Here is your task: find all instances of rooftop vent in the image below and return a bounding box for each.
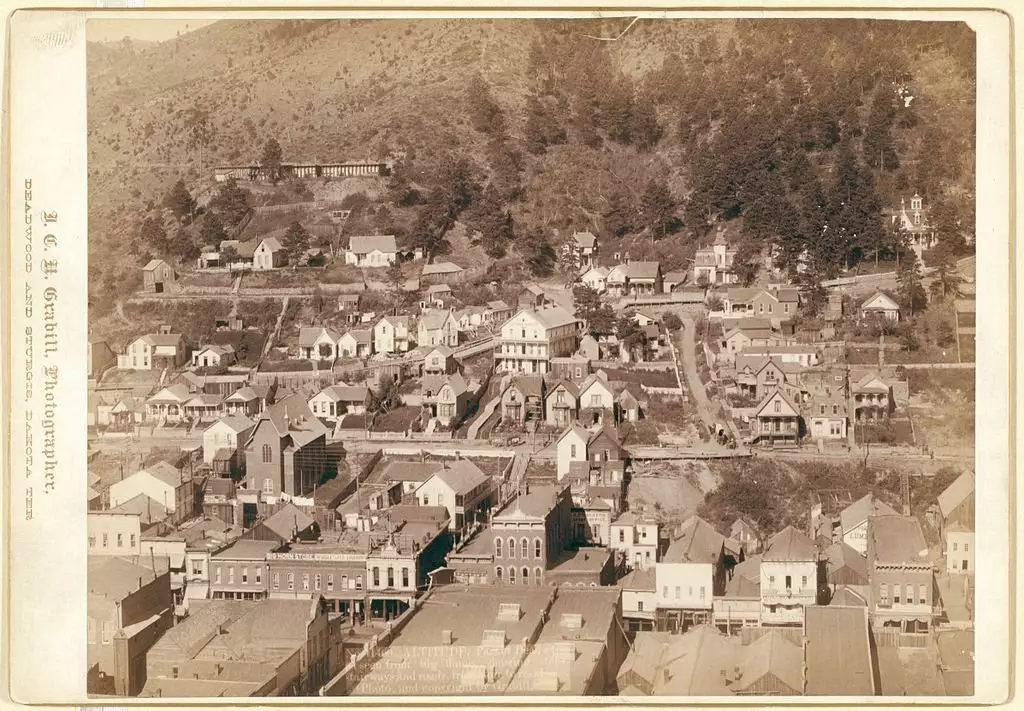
[554,641,577,662]
[460,665,488,687]
[441,629,453,645]
[560,613,583,630]
[481,629,507,649]
[532,671,561,693]
[497,603,522,622]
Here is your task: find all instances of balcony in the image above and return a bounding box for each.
[762,587,813,603]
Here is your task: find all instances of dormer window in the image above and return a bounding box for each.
[911,196,922,211]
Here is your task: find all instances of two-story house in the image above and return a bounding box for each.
[421,345,456,375]
[752,389,802,446]
[413,460,494,539]
[210,539,282,601]
[346,234,398,267]
[935,470,975,553]
[945,523,974,575]
[734,356,805,403]
[118,327,187,371]
[806,393,849,442]
[867,515,934,633]
[243,394,329,504]
[581,266,609,293]
[693,230,738,286]
[610,512,660,571]
[555,424,627,481]
[373,314,412,354]
[620,568,657,632]
[418,308,459,349]
[850,372,893,424]
[420,373,471,427]
[544,380,580,427]
[500,374,545,426]
[569,230,598,269]
[494,306,580,375]
[760,526,819,627]
[108,462,193,526]
[253,236,286,270]
[202,415,256,476]
[578,371,617,426]
[883,193,937,257]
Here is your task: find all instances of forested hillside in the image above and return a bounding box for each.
[87,18,975,317]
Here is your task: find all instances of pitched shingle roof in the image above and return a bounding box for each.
[936,470,975,519]
[421,261,464,275]
[429,460,489,496]
[762,525,817,562]
[664,516,725,564]
[349,235,397,254]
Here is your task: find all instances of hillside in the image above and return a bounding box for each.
[87,17,976,317]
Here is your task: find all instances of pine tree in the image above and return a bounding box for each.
[466,74,506,136]
[896,242,927,317]
[863,85,899,171]
[640,179,679,243]
[260,138,283,183]
[199,211,226,246]
[163,179,196,222]
[208,178,252,227]
[603,191,635,237]
[140,216,169,256]
[282,221,310,265]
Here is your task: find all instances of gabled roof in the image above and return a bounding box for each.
[195,344,235,357]
[250,393,328,447]
[852,372,890,393]
[143,259,170,271]
[421,261,464,275]
[315,384,369,403]
[505,374,544,399]
[738,631,803,694]
[546,379,580,400]
[620,568,656,592]
[572,230,597,248]
[861,290,901,311]
[140,333,184,348]
[762,525,817,562]
[840,493,898,534]
[664,515,725,564]
[424,344,454,358]
[826,541,870,582]
[663,270,688,283]
[937,470,975,519]
[340,328,373,345]
[522,284,546,297]
[225,386,259,402]
[754,389,799,418]
[486,300,511,311]
[428,460,490,496]
[257,236,283,252]
[726,287,761,303]
[422,373,469,398]
[578,371,614,399]
[109,493,168,525]
[582,266,609,279]
[530,305,579,330]
[298,326,341,348]
[623,261,661,280]
[869,515,929,564]
[349,234,397,254]
[259,502,316,541]
[137,461,184,488]
[419,308,455,331]
[425,283,453,295]
[377,314,412,329]
[557,424,590,446]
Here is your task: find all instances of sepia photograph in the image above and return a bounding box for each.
[53,11,996,700]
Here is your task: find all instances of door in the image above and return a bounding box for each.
[155,282,164,294]
[962,560,968,571]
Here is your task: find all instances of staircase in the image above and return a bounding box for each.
[467,395,501,440]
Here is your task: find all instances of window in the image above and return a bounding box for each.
[774,401,781,413]
[637,601,644,612]
[88,536,96,548]
[953,542,958,552]
[570,444,577,458]
[115,533,123,548]
[373,567,380,587]
[262,444,272,463]
[507,538,516,559]
[241,567,248,583]
[437,494,444,507]
[387,567,395,588]
[663,586,668,598]
[521,538,529,558]
[590,395,601,408]
[314,574,322,591]
[785,303,790,313]
[785,575,792,590]
[769,575,775,587]
[575,368,582,378]
[495,538,503,558]
[509,567,517,584]
[496,566,503,582]
[328,574,335,591]
[256,567,262,584]
[535,567,542,584]
[689,586,693,597]
[215,567,222,584]
[263,478,273,494]
[700,586,706,600]
[675,586,681,599]
[880,582,889,606]
[964,543,969,553]
[832,405,838,415]
[619,529,625,543]
[356,576,363,589]
[534,538,542,558]
[422,494,430,506]
[88,619,97,645]
[402,568,410,588]
[102,533,108,548]
[228,567,234,584]
[101,621,112,645]
[273,573,279,590]
[918,584,927,604]
[287,573,295,591]
[894,586,901,604]
[820,405,826,415]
